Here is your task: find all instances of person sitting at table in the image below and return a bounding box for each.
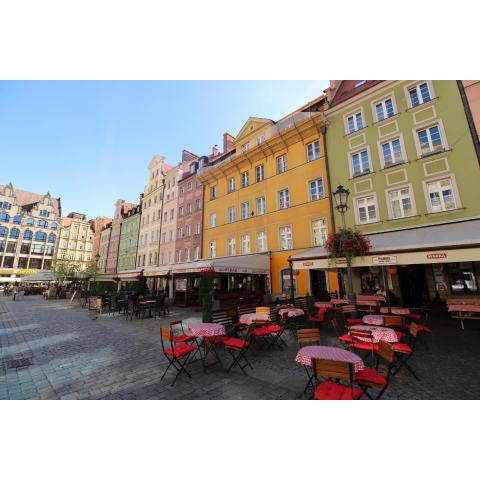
[275,293,290,308]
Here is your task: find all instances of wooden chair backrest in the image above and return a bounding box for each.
[342,304,356,314]
[160,327,172,341]
[312,358,354,381]
[297,328,321,345]
[169,320,182,327]
[256,306,270,315]
[349,328,372,342]
[409,322,419,338]
[378,340,395,363]
[384,316,405,328]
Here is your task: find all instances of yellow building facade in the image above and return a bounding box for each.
[199,96,339,297]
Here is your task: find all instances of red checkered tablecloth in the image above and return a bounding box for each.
[331,299,349,306]
[188,323,226,337]
[351,325,398,343]
[380,307,411,315]
[239,313,270,325]
[295,346,364,372]
[279,308,304,317]
[447,304,480,313]
[363,314,385,326]
[315,301,333,309]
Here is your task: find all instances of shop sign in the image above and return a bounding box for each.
[335,258,347,266]
[302,262,314,266]
[427,253,447,260]
[372,255,397,265]
[175,279,187,291]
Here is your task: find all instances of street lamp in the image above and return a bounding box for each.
[333,185,357,312]
[93,253,101,295]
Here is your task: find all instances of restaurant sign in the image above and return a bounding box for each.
[372,255,398,265]
[427,253,447,260]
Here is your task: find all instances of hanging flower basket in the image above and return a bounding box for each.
[325,228,371,262]
[199,267,215,276]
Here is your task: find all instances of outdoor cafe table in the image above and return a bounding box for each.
[187,323,226,370]
[138,300,156,317]
[295,346,364,394]
[278,308,304,317]
[350,325,398,343]
[380,307,410,315]
[331,299,349,306]
[315,301,333,309]
[363,314,385,326]
[239,313,270,325]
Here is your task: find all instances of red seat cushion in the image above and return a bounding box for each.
[308,316,324,323]
[314,381,362,400]
[396,332,407,341]
[393,343,412,354]
[266,324,283,333]
[347,319,363,325]
[172,334,195,343]
[351,342,378,351]
[355,367,387,386]
[406,313,421,321]
[251,327,270,336]
[222,337,249,349]
[338,334,353,343]
[164,343,196,358]
[407,323,432,334]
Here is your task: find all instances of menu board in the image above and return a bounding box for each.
[175,278,187,291]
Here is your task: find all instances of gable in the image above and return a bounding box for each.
[235,117,274,143]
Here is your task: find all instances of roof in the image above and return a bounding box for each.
[329,80,383,107]
[290,219,480,261]
[0,184,61,217]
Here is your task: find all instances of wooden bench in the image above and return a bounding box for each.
[211,308,238,330]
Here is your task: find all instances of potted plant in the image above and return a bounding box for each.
[199,267,215,323]
[325,228,371,265]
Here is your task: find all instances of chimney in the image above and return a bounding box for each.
[212,145,220,157]
[325,80,342,103]
[223,132,235,153]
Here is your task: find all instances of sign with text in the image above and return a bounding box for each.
[372,255,398,265]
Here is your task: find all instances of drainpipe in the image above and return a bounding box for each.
[457,80,480,167]
[288,258,295,304]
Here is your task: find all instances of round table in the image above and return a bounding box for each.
[380,307,411,315]
[315,301,333,309]
[295,345,364,372]
[363,314,385,326]
[239,313,270,325]
[188,323,226,370]
[350,325,398,343]
[279,308,304,317]
[331,299,349,306]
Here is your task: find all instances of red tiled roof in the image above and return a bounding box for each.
[330,80,383,107]
[0,184,61,217]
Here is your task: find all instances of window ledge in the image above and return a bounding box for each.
[380,161,409,171]
[425,207,465,216]
[386,214,421,222]
[350,171,375,181]
[354,221,383,227]
[416,148,452,161]
[372,112,401,126]
[405,96,439,112]
[344,125,368,138]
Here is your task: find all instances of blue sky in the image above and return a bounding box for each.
[0,81,328,219]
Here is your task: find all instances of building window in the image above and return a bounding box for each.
[417,125,444,156]
[0,226,7,237]
[381,138,404,167]
[186,225,191,237]
[240,234,251,254]
[38,219,48,228]
[346,111,364,134]
[255,164,265,182]
[196,199,201,210]
[374,97,395,122]
[163,212,168,222]
[39,210,49,217]
[240,202,250,220]
[241,143,249,153]
[307,140,320,161]
[170,209,174,220]
[31,243,44,254]
[177,227,183,239]
[169,231,173,242]
[176,250,181,263]
[187,181,193,191]
[26,218,34,226]
[210,186,217,200]
[256,196,266,215]
[13,215,21,225]
[277,155,287,174]
[179,206,183,217]
[185,248,190,261]
[426,178,457,213]
[408,82,431,107]
[312,219,328,246]
[279,226,293,250]
[278,189,290,209]
[1,202,11,210]
[227,206,236,223]
[309,178,324,201]
[351,150,371,176]
[228,177,235,193]
[241,171,249,188]
[195,223,200,234]
[23,229,33,240]
[355,195,378,224]
[209,213,217,227]
[48,233,56,243]
[227,237,236,256]
[187,203,192,214]
[161,232,166,243]
[209,241,216,258]
[256,231,267,252]
[9,228,19,238]
[194,246,200,260]
[256,135,265,145]
[280,268,296,295]
[35,231,47,242]
[388,187,414,219]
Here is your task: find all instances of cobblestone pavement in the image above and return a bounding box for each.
[1,295,479,400]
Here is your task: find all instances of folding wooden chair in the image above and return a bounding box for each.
[348,327,378,363]
[266,311,289,350]
[221,326,254,375]
[159,327,196,386]
[392,322,420,381]
[297,328,321,394]
[355,340,395,399]
[343,304,363,326]
[311,359,363,400]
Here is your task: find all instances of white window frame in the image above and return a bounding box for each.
[348,146,372,178]
[371,94,397,122]
[309,178,324,201]
[255,164,265,182]
[194,246,200,260]
[256,196,266,215]
[422,174,461,214]
[240,201,250,220]
[385,184,417,220]
[279,225,293,251]
[240,234,251,254]
[195,223,200,234]
[354,193,379,225]
[228,177,235,193]
[209,213,217,228]
[378,134,407,168]
[306,140,321,162]
[256,231,267,252]
[241,143,249,153]
[405,80,435,109]
[185,225,191,237]
[210,186,217,199]
[227,206,236,223]
[256,135,265,145]
[278,189,290,209]
[413,121,448,157]
[241,171,249,188]
[277,155,287,173]
[344,108,365,135]
[311,218,328,246]
[209,241,216,258]
[227,237,236,256]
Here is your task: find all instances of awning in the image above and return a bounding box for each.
[22,270,56,282]
[291,219,480,270]
[117,270,141,280]
[172,252,271,275]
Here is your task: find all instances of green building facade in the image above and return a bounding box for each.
[117,205,141,273]
[306,80,480,306]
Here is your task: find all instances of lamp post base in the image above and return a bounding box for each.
[347,292,358,318]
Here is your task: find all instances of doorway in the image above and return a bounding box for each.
[309,270,327,298]
[398,265,429,307]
